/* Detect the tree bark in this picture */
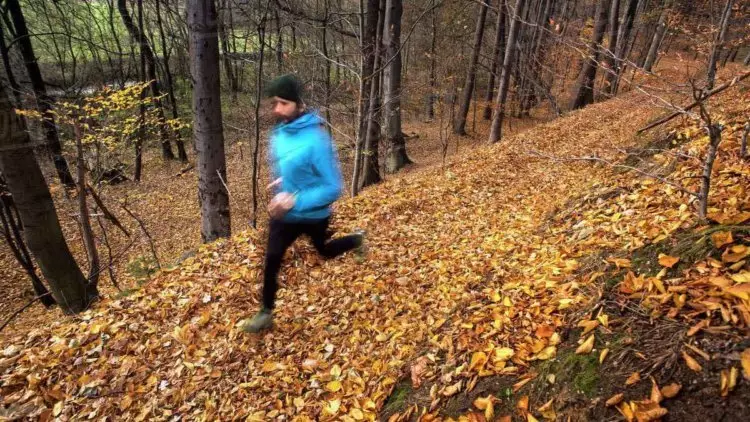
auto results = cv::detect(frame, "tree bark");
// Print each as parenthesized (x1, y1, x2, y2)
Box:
(218, 0, 238, 102)
(605, 0, 638, 95)
(602, 0, 620, 96)
(5, 0, 75, 188)
(383, 0, 411, 172)
(484, 1, 507, 120)
(0, 82, 96, 314)
(488, 0, 526, 143)
(426, 0, 438, 120)
(454, 0, 489, 135)
(118, 0, 175, 160)
(0, 174, 55, 307)
(569, 0, 610, 110)
(252, 13, 267, 228)
(74, 126, 100, 288)
(351, 0, 380, 196)
(155, 0, 188, 162)
(188, 0, 231, 242)
(359, 0, 385, 189)
(642, 3, 669, 72)
(0, 19, 22, 107)
(706, 0, 734, 90)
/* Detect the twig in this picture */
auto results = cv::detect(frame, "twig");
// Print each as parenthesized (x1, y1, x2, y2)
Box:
(96, 215, 120, 291)
(636, 71, 750, 134)
(217, 169, 232, 200)
(525, 149, 697, 196)
(0, 293, 51, 332)
(121, 204, 161, 270)
(86, 185, 131, 237)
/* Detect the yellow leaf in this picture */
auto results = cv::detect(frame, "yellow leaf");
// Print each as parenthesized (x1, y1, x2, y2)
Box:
(660, 383, 681, 398)
(326, 380, 343, 393)
(625, 372, 641, 386)
(575, 335, 595, 355)
(577, 319, 599, 335)
(605, 393, 624, 407)
(599, 348, 609, 364)
(517, 395, 529, 411)
(473, 395, 493, 410)
(658, 254, 680, 268)
(120, 395, 133, 411)
(442, 381, 462, 397)
(527, 414, 540, 422)
(535, 346, 557, 361)
(324, 399, 341, 415)
(720, 368, 738, 397)
(617, 402, 635, 422)
(469, 352, 488, 372)
(730, 271, 750, 283)
(741, 348, 750, 380)
(682, 351, 703, 372)
(711, 231, 733, 248)
(537, 398, 556, 420)
(293, 397, 305, 409)
(53, 401, 64, 417)
(493, 347, 515, 362)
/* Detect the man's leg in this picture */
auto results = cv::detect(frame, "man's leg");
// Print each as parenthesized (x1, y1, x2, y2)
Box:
(262, 219, 300, 309)
(306, 217, 362, 259)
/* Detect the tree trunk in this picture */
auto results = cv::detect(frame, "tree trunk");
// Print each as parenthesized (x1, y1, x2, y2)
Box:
(569, 0, 610, 110)
(454, 0, 489, 135)
(359, 0, 385, 189)
(135, 0, 146, 182)
(642, 3, 669, 72)
(252, 15, 267, 228)
(706, 0, 734, 90)
(0, 82, 96, 314)
(488, 0, 527, 143)
(0, 174, 55, 307)
(322, 0, 332, 131)
(155, 0, 188, 162)
(118, 0, 175, 160)
(188, 0, 231, 242)
(5, 0, 75, 188)
(0, 19, 22, 107)
(484, 1, 507, 120)
(699, 123, 722, 220)
(275, 9, 284, 71)
(383, 0, 411, 173)
(605, 0, 638, 95)
(602, 0, 620, 96)
(426, 0, 438, 120)
(740, 121, 748, 159)
(218, 0, 238, 102)
(74, 126, 100, 288)
(352, 0, 381, 195)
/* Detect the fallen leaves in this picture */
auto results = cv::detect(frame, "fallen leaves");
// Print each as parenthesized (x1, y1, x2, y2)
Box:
(742, 348, 750, 380)
(575, 334, 595, 355)
(658, 254, 680, 268)
(682, 351, 703, 372)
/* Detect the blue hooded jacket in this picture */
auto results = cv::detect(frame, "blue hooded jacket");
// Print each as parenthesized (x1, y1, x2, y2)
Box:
(269, 111, 343, 222)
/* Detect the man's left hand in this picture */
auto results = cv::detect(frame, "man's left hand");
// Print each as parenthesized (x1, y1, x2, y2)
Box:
(268, 192, 295, 219)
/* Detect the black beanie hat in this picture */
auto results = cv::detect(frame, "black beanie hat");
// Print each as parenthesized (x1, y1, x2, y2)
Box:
(264, 74, 304, 104)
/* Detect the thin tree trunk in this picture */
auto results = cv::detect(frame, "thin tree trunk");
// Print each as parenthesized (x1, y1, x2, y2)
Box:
(454, 0, 490, 135)
(188, 0, 231, 242)
(218, 0, 238, 102)
(383, 0, 411, 173)
(352, 0, 380, 195)
(360, 0, 385, 189)
(0, 175, 55, 307)
(426, 0, 438, 120)
(0, 82, 95, 314)
(569, 0, 610, 110)
(699, 123, 722, 220)
(275, 9, 283, 71)
(605, 0, 638, 95)
(602, 0, 620, 97)
(322, 0, 332, 131)
(156, 0, 188, 162)
(252, 15, 267, 228)
(488, 0, 527, 143)
(484, 1, 507, 120)
(706, 0, 734, 90)
(118, 0, 175, 160)
(5, 0, 75, 188)
(135, 0, 146, 182)
(74, 126, 100, 288)
(0, 19, 22, 106)
(643, 3, 669, 72)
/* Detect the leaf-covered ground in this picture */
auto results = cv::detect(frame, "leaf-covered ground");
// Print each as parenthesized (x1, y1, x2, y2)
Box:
(1, 78, 749, 421)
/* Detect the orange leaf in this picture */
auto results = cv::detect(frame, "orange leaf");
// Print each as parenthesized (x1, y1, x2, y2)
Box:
(605, 393, 624, 406)
(625, 372, 641, 386)
(660, 383, 681, 398)
(741, 348, 750, 380)
(682, 351, 703, 372)
(658, 254, 679, 268)
(711, 231, 733, 248)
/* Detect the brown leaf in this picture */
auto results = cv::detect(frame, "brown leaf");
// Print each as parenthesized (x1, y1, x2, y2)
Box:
(711, 231, 733, 248)
(410, 356, 429, 388)
(682, 351, 703, 372)
(625, 372, 641, 386)
(605, 393, 624, 407)
(660, 383, 682, 398)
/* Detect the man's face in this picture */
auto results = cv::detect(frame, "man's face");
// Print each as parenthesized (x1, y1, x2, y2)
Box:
(270, 97, 299, 122)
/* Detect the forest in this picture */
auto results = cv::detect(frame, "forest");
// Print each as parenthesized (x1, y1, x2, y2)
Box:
(1, 0, 749, 420)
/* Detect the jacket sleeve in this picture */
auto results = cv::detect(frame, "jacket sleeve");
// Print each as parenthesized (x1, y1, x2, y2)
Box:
(292, 130, 343, 213)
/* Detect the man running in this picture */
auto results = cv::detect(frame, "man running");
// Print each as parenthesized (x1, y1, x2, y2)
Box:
(239, 74, 365, 333)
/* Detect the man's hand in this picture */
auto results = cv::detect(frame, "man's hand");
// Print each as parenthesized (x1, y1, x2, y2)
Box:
(268, 192, 295, 219)
(266, 178, 282, 193)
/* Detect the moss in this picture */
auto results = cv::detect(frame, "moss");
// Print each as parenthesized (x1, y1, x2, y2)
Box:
(567, 353, 600, 396)
(382, 380, 413, 415)
(126, 255, 158, 281)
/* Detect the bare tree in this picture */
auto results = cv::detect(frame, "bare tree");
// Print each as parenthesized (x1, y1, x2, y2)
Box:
(359, 0, 385, 190)
(484, 1, 506, 120)
(0, 82, 96, 314)
(642, 1, 670, 72)
(570, 0, 610, 110)
(604, 0, 639, 95)
(454, 0, 489, 135)
(706, 0, 734, 90)
(383, 0, 412, 172)
(188, 0, 231, 242)
(488, 0, 526, 143)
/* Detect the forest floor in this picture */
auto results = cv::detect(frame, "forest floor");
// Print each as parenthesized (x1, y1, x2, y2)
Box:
(1, 63, 750, 421)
